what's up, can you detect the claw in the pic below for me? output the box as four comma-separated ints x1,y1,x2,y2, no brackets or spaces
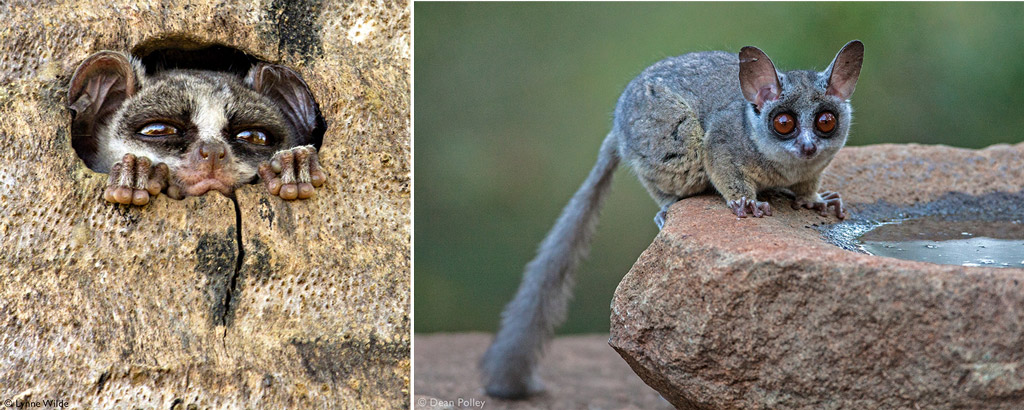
795,191,846,219
727,196,771,219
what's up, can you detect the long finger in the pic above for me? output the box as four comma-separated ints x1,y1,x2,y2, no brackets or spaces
259,162,282,195
294,146,312,184
104,162,123,203
147,163,169,195
308,150,326,187
276,150,296,185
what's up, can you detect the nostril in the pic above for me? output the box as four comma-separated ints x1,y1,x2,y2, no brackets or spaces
199,143,227,161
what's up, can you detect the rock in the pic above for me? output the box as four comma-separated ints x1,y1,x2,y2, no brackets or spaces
609,143,1024,409
0,0,409,408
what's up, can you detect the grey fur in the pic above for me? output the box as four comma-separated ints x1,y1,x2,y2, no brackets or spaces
481,41,863,398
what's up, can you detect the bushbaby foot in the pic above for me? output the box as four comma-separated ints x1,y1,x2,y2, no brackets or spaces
103,153,169,206
727,196,772,218
793,190,846,219
653,202,675,230
257,145,325,200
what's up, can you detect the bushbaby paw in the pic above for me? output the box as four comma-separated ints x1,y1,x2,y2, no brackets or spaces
258,145,325,200
727,196,772,218
103,153,169,206
794,190,846,219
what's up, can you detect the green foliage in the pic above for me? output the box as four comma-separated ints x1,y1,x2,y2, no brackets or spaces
414,2,1024,333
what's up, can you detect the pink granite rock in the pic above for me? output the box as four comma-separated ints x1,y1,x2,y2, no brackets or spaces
610,143,1024,409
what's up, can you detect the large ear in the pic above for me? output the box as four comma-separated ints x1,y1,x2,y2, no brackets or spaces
68,51,138,138
824,40,864,100
246,63,325,146
739,46,782,111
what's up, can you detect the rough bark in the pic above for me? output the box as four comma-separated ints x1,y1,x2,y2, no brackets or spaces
0,0,410,408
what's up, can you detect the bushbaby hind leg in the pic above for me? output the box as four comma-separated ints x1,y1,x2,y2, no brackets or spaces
652,193,682,230
631,106,708,229
638,170,707,229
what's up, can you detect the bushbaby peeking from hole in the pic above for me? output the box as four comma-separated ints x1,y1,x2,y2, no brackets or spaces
68,50,326,205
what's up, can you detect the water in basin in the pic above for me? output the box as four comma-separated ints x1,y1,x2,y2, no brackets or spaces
857,216,1024,267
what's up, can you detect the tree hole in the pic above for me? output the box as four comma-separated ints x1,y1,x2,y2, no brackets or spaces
68,37,327,199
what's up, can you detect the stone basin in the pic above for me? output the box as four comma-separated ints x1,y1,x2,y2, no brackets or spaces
609,143,1024,409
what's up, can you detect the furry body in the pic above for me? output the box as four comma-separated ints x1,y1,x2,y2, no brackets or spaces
481,41,864,399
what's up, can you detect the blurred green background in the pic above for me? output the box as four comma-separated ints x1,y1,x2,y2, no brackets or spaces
414,2,1024,333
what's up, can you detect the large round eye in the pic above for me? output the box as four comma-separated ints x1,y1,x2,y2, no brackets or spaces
772,112,796,135
816,111,837,133
236,129,269,145
137,122,178,137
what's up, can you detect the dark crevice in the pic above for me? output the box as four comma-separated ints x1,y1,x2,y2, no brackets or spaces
134,42,261,77
95,370,110,394
223,197,245,340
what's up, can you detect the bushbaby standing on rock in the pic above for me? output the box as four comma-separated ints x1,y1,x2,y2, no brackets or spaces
481,41,864,399
68,51,327,206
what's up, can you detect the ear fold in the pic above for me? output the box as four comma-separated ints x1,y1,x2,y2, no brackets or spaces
739,46,782,111
246,64,325,146
69,51,138,138
824,40,864,100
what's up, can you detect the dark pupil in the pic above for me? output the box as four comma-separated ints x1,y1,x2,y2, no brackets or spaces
238,130,267,145
773,113,795,134
816,112,836,133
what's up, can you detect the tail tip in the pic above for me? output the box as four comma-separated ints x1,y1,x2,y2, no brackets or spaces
482,375,546,400
480,350,546,400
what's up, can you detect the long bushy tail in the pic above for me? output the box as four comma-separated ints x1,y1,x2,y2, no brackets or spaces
480,132,621,399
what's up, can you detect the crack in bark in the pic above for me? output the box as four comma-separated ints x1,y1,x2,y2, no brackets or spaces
222,197,245,340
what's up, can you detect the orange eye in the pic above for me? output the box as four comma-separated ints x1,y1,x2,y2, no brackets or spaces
772,113,796,135
236,129,269,145
816,111,836,133
137,122,178,137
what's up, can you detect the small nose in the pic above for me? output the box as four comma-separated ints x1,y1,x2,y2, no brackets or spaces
797,131,817,157
199,142,227,160
800,141,817,157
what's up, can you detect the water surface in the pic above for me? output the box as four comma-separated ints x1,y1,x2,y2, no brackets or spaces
857,217,1024,268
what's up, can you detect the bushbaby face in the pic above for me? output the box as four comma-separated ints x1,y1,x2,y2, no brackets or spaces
748,70,852,170
69,50,327,204
99,70,297,196
739,41,863,183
